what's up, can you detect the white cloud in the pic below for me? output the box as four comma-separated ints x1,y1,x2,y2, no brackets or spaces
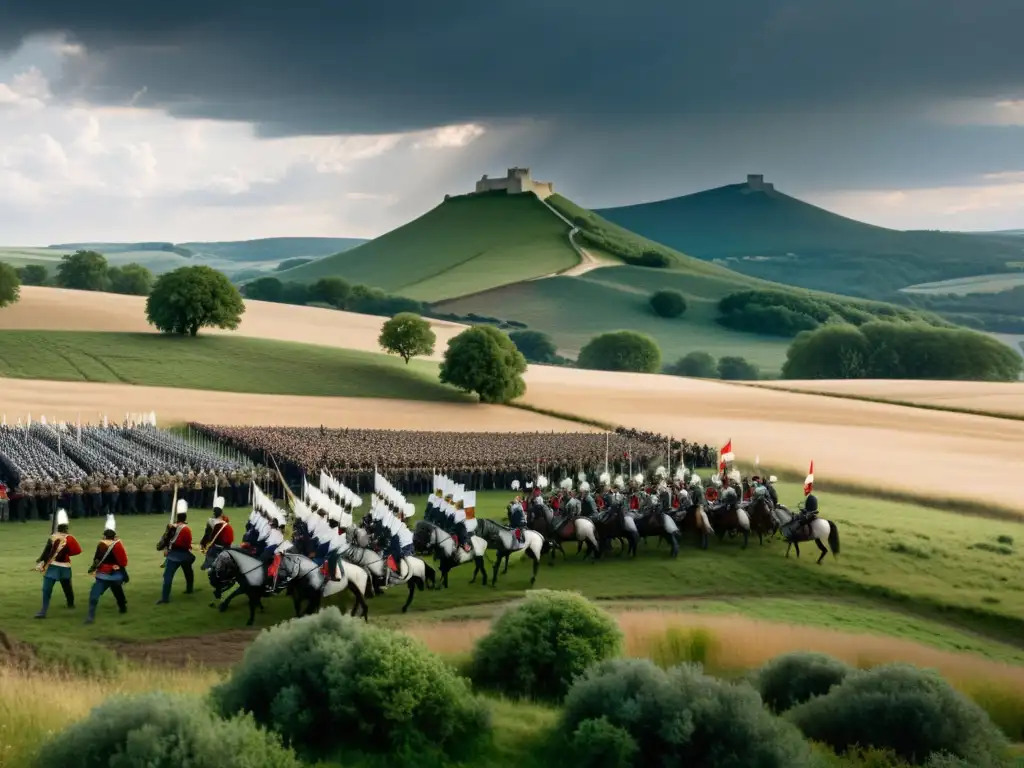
933,98,1024,127
0,39,491,243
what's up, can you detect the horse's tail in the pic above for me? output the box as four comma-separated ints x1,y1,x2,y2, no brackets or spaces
828,521,840,557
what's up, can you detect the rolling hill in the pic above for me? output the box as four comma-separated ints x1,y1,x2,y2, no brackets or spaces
275,191,580,301
0,238,366,281
595,176,1024,300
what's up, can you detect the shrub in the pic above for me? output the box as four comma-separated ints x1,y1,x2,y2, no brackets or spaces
756,652,854,713
0,262,20,308
34,691,301,768
213,608,488,761
561,658,818,767
107,263,154,295
787,663,1008,765
309,276,351,307
440,324,527,403
649,289,688,318
509,329,557,363
570,717,638,768
645,626,719,669
717,355,759,380
664,350,718,378
577,331,662,373
470,590,623,703
16,264,48,286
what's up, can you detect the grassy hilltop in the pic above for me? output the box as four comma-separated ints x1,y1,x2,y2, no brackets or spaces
276,192,580,301
595,179,1024,300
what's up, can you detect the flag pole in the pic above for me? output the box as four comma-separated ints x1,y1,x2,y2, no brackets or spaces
605,432,609,475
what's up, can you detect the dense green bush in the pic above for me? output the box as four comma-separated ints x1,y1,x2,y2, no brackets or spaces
664,350,718,378
440,324,527,403
787,663,1008,765
34,691,301,768
717,355,759,380
756,652,854,713
243,276,285,302
16,264,48,286
561,658,818,767
470,590,623,703
783,322,1023,381
107,263,154,295
509,329,558,363
649,289,688,318
570,716,638,768
309,276,351,307
577,331,662,373
213,608,489,761
0,262,20,308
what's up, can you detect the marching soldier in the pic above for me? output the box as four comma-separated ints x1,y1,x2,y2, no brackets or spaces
141,475,155,515
33,509,82,617
200,496,235,569
69,479,85,519
85,513,129,624
156,499,196,604
123,476,138,515
87,476,102,518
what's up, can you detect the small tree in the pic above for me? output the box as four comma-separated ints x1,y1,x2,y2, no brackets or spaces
439,325,527,403
577,331,662,373
664,351,717,378
718,355,759,380
244,277,285,302
509,329,557,363
649,289,687,318
56,249,110,291
0,262,21,308
379,312,436,364
310,277,351,308
107,263,154,295
16,264,48,286
146,265,245,336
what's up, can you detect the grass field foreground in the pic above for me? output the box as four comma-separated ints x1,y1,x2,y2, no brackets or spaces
277,193,579,301
0,331,462,401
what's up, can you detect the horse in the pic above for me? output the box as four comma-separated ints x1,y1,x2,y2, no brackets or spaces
526,500,599,562
341,543,434,613
471,517,545,587
745,495,780,545
207,548,275,626
707,501,751,549
412,520,489,588
675,498,714,550
633,495,681,558
276,551,369,622
774,507,841,564
591,499,639,557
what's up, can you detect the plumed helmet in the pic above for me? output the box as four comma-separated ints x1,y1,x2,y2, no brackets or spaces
633,473,645,485
768,475,778,484
56,508,70,527
577,470,587,482
579,481,591,493
511,479,521,491
104,513,117,532
655,466,667,478
537,475,549,490
213,495,225,511
559,477,573,491
176,499,188,516
599,471,611,486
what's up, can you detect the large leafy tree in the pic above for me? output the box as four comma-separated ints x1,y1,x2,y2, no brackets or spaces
56,250,110,291
440,325,527,403
665,351,717,378
244,277,285,302
379,312,436,364
16,264,48,286
146,265,245,336
310,277,351,308
509,330,557,363
107,263,154,295
717,355,759,380
0,263,21,308
577,331,662,373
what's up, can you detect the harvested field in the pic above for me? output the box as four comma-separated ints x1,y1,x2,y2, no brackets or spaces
0,286,463,358
519,366,1024,513
754,379,1024,417
0,378,587,431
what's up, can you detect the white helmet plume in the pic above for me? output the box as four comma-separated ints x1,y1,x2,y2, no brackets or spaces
56,508,69,527
175,499,188,516
537,475,549,490
633,473,645,485
655,465,667,478
511,479,521,491
579,481,592,493
104,513,117,532
577,470,587,482
559,477,573,491
599,471,611,486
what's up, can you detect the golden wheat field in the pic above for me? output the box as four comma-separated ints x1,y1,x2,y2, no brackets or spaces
755,379,1024,417
1,286,464,357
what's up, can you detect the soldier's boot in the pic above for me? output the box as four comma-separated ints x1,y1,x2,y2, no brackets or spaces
61,580,75,609
84,601,98,625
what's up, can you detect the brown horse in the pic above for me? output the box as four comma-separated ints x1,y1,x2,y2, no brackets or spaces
527,499,600,562
707,502,751,549
591,498,640,557
745,496,780,545
675,498,714,550
633,495,681,558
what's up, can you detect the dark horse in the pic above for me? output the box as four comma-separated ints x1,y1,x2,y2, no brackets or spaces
279,551,369,622
207,548,274,626
412,520,489,588
592,498,639,557
745,496,780,545
633,496,681,558
526,499,599,564
471,517,544,587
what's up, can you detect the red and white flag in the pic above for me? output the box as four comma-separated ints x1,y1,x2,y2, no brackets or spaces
804,461,815,496
719,439,734,471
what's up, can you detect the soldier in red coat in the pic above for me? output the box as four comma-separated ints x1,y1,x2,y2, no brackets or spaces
34,509,82,618
156,499,196,604
200,496,235,570
85,514,129,624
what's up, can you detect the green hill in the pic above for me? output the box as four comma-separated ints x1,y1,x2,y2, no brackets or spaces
275,192,580,301
595,177,1024,300
0,331,463,401
180,237,365,262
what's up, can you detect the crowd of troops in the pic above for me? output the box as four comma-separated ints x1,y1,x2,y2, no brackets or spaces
189,423,717,497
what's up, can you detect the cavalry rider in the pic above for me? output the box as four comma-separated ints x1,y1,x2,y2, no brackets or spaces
580,482,599,518
34,508,82,618
200,495,234,570
452,499,472,553
796,492,820,539
718,473,741,513
324,508,345,582
157,499,195,605
260,514,286,594
85,513,128,625
508,497,527,542
376,507,414,583
765,476,780,506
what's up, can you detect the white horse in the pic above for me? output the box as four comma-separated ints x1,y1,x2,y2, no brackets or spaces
472,517,546,587
774,507,841,564
341,544,435,612
412,521,489,588
276,551,369,621
529,500,600,562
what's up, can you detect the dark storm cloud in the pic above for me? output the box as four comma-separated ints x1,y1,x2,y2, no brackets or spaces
1,0,1023,137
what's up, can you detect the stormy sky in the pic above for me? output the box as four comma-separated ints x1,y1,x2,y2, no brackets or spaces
1,0,1023,242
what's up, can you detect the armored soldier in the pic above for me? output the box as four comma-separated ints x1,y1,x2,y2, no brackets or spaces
85,513,129,624
156,499,195,604
34,509,82,617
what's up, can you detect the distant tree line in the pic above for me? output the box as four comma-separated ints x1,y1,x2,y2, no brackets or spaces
664,350,760,380
900,287,1024,334
13,250,154,296
782,322,1023,381
717,289,947,338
